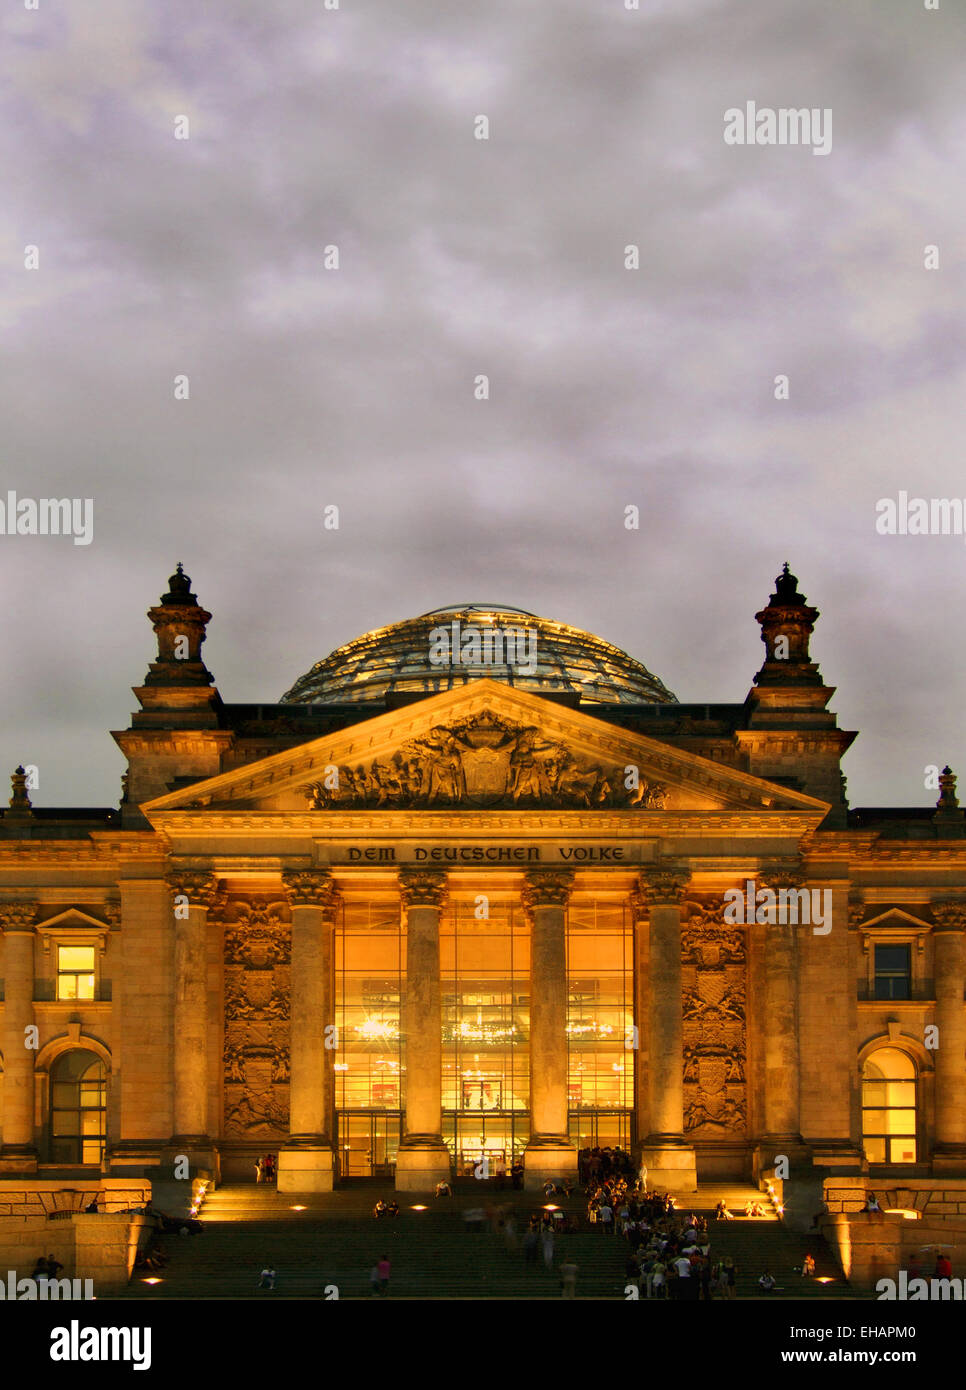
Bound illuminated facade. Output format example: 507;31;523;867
1;564;965;1194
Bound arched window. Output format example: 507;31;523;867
861;1047;917;1164
49;1050;107;1165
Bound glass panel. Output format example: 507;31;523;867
58;947;95;971
568;906;633;1119
863;1047;915;1080
874;945;910;972
861;1048;917;1165
49;1050;106;1164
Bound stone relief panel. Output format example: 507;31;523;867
680;896;747;1137
222;898;291;1140
303;710;669;811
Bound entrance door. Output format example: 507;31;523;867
338;1112;400;1177
444;1113;529;1177
569;1110;630;1151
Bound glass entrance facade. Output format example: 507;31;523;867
336;894;634;1176
335;898;405;1176
567;899;633;1152
441;899;530;1174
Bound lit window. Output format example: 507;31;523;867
57;945;95;1001
862;1047;917;1164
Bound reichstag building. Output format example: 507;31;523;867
1;563;964;1195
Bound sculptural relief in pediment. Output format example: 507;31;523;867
302;710;668;811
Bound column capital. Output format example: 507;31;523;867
756;862;803;894
628;885;649;922
636;867;690;907
848;901;867;931
282;869;340;912
932;900;966;932
522;868;574;914
398;868;448;909
166;869;219;909
0;902;37;932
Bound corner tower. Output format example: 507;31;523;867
113;565;232;823
737;564;855;826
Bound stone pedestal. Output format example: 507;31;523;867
522;871;577;1188
396;871;451;1191
277;1143;336;1193
395;1137;453;1191
159;1139;219;1181
638;1141;698;1192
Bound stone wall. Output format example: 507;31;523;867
0;1178;150;1217
820;1211;966;1289
0;1212;151;1293
824;1175;966;1219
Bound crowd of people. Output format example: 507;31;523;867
596;1184;737;1299
589;1177;825;1299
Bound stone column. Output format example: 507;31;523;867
277;870;340;1192
637;868;696;1191
163;870;218;1174
395;869;451;1191
757;870;805;1165
0;903;38;1172
629;885;649;1151
522;869;577;1189
931;902;966;1167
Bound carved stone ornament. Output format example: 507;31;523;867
166;870;219;909
521;868;575;914
398;869;448;910
223;893;292;1138
848;902;867;931
224;900;291;969
281;870;339;912
637;868;690;908
680;895;747;1137
0;902;38;931
756;865;803;897
931;900;966;931
302;710;669;811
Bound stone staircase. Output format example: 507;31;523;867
115;1181;852;1300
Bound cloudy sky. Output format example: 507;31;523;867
2;0;964;808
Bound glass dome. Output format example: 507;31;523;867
279;604;677;707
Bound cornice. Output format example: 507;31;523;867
146;809;823;837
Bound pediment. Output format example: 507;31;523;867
855;907;932;932
143;680;829;820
